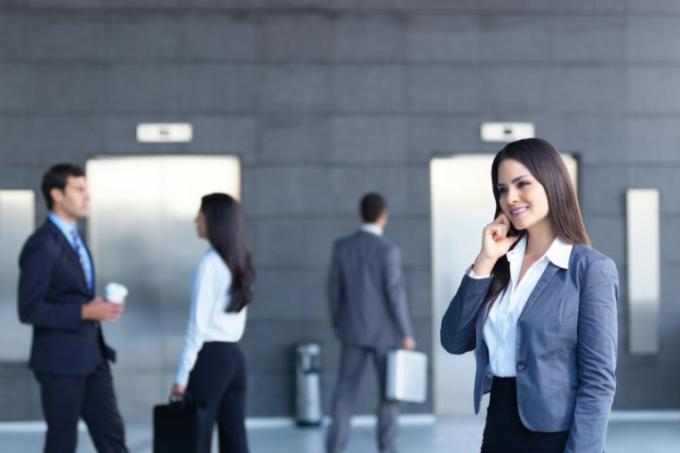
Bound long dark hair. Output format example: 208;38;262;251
483;138;590;309
200;193;254;312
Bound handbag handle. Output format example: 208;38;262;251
168;392;196;407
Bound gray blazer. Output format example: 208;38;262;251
440;244;618;453
328;230;413;349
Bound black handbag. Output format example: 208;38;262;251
153;394;210;453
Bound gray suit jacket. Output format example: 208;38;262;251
440;244;618;453
328;230;413;349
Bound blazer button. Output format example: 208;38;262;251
517;361;527;371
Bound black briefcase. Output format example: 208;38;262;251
153;395;209;453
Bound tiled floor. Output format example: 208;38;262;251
1;416;679;452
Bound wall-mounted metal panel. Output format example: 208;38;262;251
480;122;535;143
627;189;660;355
136;123;193;143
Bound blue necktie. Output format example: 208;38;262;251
70;229;93;292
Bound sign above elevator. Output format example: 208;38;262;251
480;122;535;143
136;123;193;143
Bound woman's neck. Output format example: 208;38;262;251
525;222;557;259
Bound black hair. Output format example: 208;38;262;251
359;192;387;223
200;193;255;312
484;138;589;309
41;163;85;210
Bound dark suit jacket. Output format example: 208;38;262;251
328;230;413;349
18;219;115;374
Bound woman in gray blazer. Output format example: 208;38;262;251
441;138;618;453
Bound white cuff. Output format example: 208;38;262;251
467;265;491;280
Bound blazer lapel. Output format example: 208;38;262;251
517;262;560;323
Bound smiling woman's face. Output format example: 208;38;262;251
496;158;550;233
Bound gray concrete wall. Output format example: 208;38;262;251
1;0;679;419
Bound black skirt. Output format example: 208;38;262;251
481;377;569;453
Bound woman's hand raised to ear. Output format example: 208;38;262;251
473;214;520;276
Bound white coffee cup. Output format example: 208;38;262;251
105;282;128;304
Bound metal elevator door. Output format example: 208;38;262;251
431;153;577;415
0;190;35;361
86;155;240;422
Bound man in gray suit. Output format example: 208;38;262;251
326;193;415;453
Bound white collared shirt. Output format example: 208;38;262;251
473;236;573;377
360;223;384;236
175;248;247;386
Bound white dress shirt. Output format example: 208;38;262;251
471;236;573;377
175;248;247;386
360;223;384;236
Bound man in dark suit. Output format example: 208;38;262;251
18;163;128;453
326;193;415;453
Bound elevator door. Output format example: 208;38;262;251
0;190;35;361
87;155;240;422
431;154;577;415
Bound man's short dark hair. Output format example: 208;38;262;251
41;163;85;210
360;192;387;223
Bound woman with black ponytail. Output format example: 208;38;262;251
172;193;254;453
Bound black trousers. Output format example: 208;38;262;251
187;341;249;453
481;377;568;453
34;361;128;453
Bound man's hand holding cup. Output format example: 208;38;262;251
81;283;128;323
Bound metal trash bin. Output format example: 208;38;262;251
295;342;322;426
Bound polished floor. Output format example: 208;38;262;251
1;416;679;452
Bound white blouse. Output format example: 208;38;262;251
470;236;573;377
175;248;247;386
